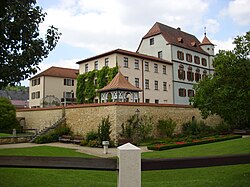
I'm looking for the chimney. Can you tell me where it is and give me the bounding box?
[177,27,181,31]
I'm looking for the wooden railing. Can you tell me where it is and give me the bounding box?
[0,154,249,171]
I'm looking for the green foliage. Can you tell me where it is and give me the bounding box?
[147,135,242,151]
[182,120,214,138]
[214,122,232,135]
[34,126,72,144]
[86,130,99,142]
[98,116,112,142]
[0,97,20,132]
[76,66,118,103]
[157,118,176,138]
[120,114,153,144]
[191,32,250,129]
[0,0,61,88]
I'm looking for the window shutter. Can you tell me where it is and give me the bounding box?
[72,80,74,86]
[64,79,66,85]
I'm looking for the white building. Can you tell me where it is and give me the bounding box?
[77,49,173,104]
[137,22,215,104]
[29,66,78,108]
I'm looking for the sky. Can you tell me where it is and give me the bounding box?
[21,0,250,86]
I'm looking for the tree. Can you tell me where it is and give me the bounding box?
[0,97,20,132]
[0,0,61,89]
[191,32,250,129]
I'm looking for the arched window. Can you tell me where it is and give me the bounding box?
[187,66,194,81]
[195,68,201,82]
[178,64,185,80]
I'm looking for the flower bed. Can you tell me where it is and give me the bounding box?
[147,135,242,151]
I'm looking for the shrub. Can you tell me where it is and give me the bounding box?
[98,116,112,142]
[86,130,98,142]
[120,114,154,144]
[214,122,232,134]
[34,126,72,144]
[182,120,214,138]
[87,140,100,147]
[157,118,176,138]
[0,97,20,132]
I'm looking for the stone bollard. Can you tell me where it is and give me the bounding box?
[102,141,109,154]
[12,129,16,136]
[117,143,141,187]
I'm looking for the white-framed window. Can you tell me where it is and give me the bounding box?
[158,51,163,59]
[125,76,129,81]
[135,78,139,88]
[154,80,158,90]
[163,82,167,91]
[154,63,158,73]
[145,79,149,89]
[85,63,88,72]
[32,78,40,86]
[105,58,109,66]
[145,62,149,71]
[31,92,35,99]
[64,79,74,86]
[124,57,129,68]
[186,53,192,62]
[134,59,139,69]
[94,61,98,70]
[179,88,186,97]
[163,65,166,74]
[155,99,159,104]
[150,38,154,45]
[35,91,40,99]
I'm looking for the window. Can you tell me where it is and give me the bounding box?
[202,70,207,79]
[177,51,184,60]
[202,58,207,66]
[35,91,40,99]
[134,59,139,69]
[158,51,163,59]
[135,78,139,88]
[194,56,200,64]
[94,79,98,86]
[154,80,158,90]
[64,91,73,98]
[31,92,35,99]
[85,64,88,72]
[125,76,129,81]
[187,66,194,81]
[178,64,185,80]
[155,100,159,104]
[154,63,158,73]
[64,79,74,86]
[32,78,40,86]
[150,38,154,45]
[186,53,192,62]
[179,88,186,97]
[163,82,167,91]
[145,99,150,103]
[145,79,149,89]
[105,58,109,66]
[94,61,98,70]
[124,57,128,68]
[188,89,194,97]
[145,62,149,71]
[163,65,166,74]
[195,68,201,82]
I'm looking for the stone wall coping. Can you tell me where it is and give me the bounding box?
[17,102,192,112]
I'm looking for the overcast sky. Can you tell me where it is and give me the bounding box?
[21,0,250,86]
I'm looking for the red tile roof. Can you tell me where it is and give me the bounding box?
[139,22,209,55]
[76,48,172,65]
[99,71,142,92]
[200,35,214,46]
[31,66,78,79]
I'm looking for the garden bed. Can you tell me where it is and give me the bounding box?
[147,135,242,151]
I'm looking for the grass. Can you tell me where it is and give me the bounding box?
[0,133,12,137]
[0,138,250,186]
[142,137,250,158]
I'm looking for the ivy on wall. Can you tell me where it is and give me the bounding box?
[76,66,118,103]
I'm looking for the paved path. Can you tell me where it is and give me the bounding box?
[0,142,152,158]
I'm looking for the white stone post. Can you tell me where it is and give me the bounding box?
[117,143,141,187]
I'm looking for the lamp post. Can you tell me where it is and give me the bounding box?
[71,90,74,105]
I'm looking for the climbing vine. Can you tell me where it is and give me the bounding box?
[76,66,118,103]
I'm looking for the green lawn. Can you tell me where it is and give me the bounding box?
[0,138,249,187]
[0,133,12,137]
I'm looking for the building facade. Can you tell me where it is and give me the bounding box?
[137,22,215,104]
[77,49,173,104]
[29,66,78,108]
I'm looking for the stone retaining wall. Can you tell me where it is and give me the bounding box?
[16,103,222,141]
[0,136,33,144]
